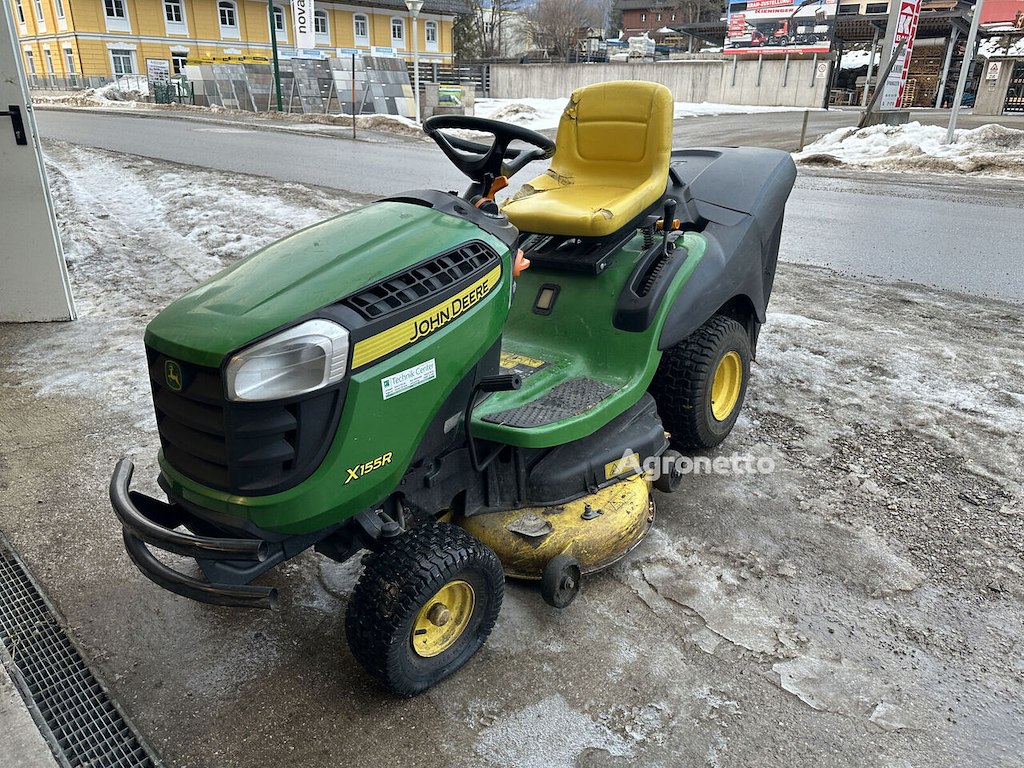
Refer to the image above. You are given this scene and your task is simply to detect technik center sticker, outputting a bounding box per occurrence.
[381,359,437,400]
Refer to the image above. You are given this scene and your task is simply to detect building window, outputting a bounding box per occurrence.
[64,46,78,86]
[274,6,285,32]
[640,13,646,22]
[656,13,661,21]
[425,20,437,44]
[391,17,404,47]
[105,0,125,18]
[838,3,859,12]
[314,9,329,43]
[865,2,888,12]
[670,13,676,20]
[54,0,65,20]
[103,0,129,31]
[218,1,237,29]
[44,49,56,83]
[15,0,25,24]
[171,53,188,74]
[110,47,134,76]
[354,13,368,43]
[164,0,182,22]
[33,0,43,21]
[24,49,37,75]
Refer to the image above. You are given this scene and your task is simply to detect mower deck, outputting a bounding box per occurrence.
[457,474,654,580]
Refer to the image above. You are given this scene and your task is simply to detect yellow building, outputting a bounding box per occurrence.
[10,0,457,86]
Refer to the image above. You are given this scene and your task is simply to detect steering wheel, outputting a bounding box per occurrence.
[423,115,555,187]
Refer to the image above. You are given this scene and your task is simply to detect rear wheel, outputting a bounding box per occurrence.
[345,523,504,696]
[649,315,752,451]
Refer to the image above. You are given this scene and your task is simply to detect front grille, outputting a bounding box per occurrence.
[342,240,498,320]
[148,352,344,495]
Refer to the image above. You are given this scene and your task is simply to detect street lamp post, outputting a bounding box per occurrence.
[267,0,283,111]
[405,0,424,124]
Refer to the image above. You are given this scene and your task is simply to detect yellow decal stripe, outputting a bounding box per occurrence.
[352,265,501,369]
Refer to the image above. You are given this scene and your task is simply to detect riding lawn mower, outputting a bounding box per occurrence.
[111,80,796,695]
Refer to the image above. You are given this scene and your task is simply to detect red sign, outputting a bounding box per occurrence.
[879,0,922,109]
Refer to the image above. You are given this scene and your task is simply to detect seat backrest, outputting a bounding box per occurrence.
[549,81,673,190]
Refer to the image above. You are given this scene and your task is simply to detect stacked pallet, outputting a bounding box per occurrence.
[906,40,947,106]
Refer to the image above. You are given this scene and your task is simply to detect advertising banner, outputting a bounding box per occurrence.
[146,58,171,84]
[293,0,316,51]
[724,0,838,56]
[878,0,922,109]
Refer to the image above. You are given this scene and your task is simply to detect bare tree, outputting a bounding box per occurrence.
[457,0,527,60]
[671,0,719,25]
[529,0,605,61]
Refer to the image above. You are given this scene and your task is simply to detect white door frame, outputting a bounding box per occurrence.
[1,0,75,321]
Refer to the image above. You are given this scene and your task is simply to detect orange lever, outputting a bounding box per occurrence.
[475,175,509,208]
[513,249,530,278]
[487,175,509,199]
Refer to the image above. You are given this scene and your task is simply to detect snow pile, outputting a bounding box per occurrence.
[36,76,151,106]
[95,75,150,100]
[796,121,1024,176]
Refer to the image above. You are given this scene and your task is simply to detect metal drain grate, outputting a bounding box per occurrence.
[0,538,161,767]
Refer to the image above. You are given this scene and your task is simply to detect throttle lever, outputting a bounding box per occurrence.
[661,198,677,255]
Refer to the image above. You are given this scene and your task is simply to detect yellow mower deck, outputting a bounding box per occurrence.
[456,474,654,580]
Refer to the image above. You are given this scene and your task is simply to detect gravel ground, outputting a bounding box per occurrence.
[0,143,1021,767]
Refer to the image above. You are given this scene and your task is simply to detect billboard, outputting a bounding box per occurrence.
[724,0,838,56]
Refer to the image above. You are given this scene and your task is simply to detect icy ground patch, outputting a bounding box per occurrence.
[1,144,1022,766]
[796,120,1024,176]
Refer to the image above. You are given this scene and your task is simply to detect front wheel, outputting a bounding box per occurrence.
[345,523,504,696]
[649,315,752,451]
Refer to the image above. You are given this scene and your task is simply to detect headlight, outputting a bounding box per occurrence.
[226,319,350,402]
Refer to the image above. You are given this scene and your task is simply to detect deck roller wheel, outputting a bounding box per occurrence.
[541,553,582,609]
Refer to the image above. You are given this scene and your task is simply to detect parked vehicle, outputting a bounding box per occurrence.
[111,81,796,696]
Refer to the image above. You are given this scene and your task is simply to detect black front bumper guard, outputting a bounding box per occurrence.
[110,459,289,609]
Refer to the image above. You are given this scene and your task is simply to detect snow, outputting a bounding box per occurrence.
[473,97,816,132]
[796,120,1024,176]
[839,48,875,70]
[978,34,1024,58]
[841,35,1024,70]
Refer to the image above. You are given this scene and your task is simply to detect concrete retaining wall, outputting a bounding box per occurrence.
[490,56,831,109]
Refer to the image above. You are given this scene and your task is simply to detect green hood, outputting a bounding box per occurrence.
[145,201,503,367]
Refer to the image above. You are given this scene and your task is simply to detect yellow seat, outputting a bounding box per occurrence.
[502,81,674,239]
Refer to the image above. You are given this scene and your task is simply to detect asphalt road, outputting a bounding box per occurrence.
[34,107,1024,303]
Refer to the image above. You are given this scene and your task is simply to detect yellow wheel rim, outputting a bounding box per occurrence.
[411,580,475,658]
[710,351,743,422]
